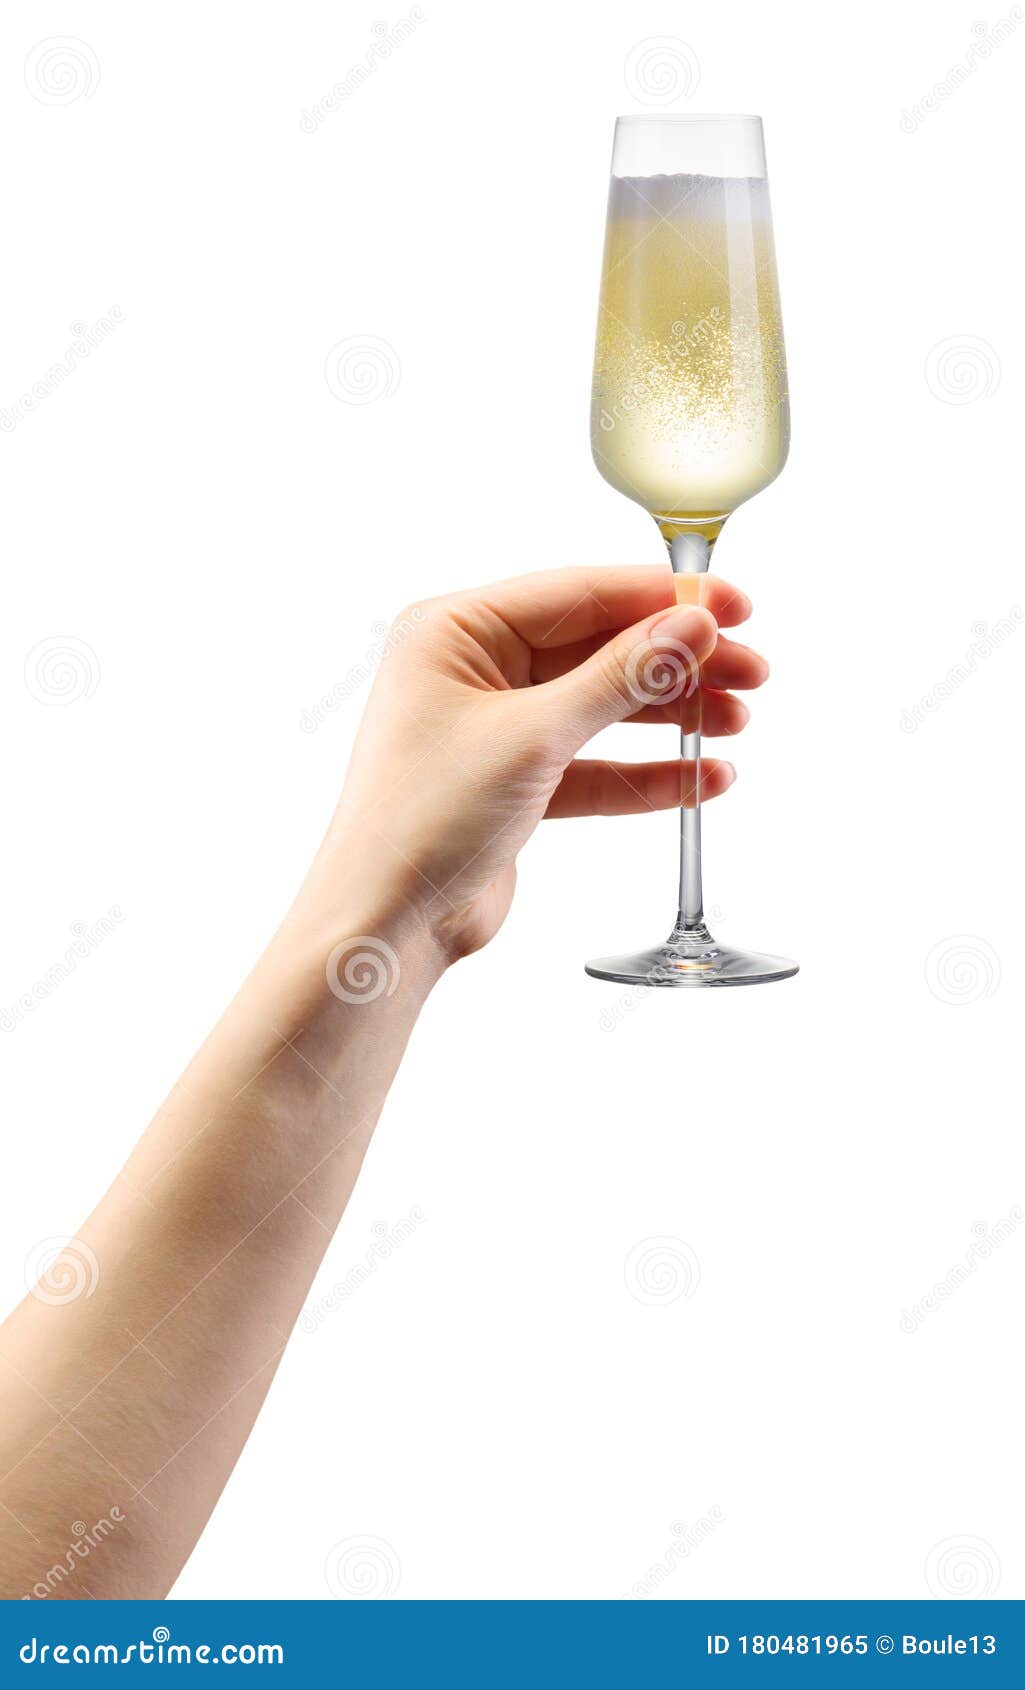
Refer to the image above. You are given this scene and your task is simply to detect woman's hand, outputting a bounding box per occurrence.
[0,563,769,1600]
[299,566,768,964]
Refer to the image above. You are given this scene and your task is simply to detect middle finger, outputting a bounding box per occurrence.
[531,630,769,692]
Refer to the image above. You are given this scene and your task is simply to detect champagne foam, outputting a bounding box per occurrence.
[609,172,770,224]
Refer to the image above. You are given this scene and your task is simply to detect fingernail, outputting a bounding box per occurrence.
[651,604,715,639]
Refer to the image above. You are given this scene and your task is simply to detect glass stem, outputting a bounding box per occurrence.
[667,531,712,940]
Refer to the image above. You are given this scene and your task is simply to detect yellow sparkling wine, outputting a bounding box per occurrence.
[591,172,789,527]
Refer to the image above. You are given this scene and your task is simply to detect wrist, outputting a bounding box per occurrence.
[225,876,445,1126]
[274,852,449,1010]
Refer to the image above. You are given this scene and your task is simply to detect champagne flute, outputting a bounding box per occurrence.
[587,114,796,987]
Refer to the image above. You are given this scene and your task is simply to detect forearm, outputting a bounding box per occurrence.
[0,883,443,1599]
[0,564,760,1600]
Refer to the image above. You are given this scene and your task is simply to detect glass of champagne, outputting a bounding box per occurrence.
[587,114,796,987]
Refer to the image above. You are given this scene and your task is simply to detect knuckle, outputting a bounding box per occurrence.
[597,647,637,707]
[391,598,435,635]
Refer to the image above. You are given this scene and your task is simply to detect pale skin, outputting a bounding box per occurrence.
[0,566,768,1599]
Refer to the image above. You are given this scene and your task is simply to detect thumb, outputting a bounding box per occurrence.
[550,603,719,745]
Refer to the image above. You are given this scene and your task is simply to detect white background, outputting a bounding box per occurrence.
[1,0,1022,1601]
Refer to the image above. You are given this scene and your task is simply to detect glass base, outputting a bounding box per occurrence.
[585,927,798,989]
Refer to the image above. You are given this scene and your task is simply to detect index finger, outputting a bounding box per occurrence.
[468,566,751,648]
